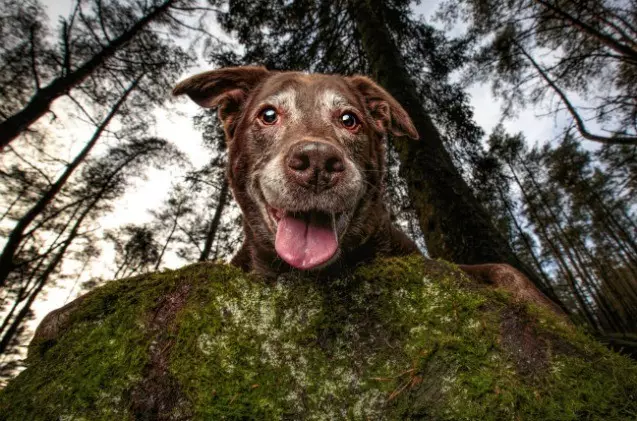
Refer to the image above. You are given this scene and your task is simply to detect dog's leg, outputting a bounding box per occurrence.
[460,263,566,317]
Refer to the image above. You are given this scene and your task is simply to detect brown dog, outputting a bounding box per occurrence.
[174,66,419,277]
[172,66,563,315]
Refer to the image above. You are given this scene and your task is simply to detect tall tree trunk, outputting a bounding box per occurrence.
[507,162,598,327]
[0,288,26,337]
[0,214,84,355]
[348,0,554,298]
[518,158,629,331]
[0,0,174,150]
[495,184,553,290]
[113,254,133,280]
[0,203,80,334]
[0,77,141,289]
[199,179,229,262]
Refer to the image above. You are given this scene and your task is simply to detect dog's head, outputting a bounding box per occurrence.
[174,67,418,271]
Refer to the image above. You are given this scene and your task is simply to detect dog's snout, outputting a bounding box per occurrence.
[286,141,345,191]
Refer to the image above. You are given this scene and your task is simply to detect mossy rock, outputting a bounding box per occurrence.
[1,256,636,420]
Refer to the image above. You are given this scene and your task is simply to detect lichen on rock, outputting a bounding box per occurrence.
[1,256,636,420]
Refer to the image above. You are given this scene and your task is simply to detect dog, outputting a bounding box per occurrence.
[172,66,564,315]
[173,66,419,277]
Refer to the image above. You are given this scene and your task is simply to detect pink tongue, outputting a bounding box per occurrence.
[275,213,338,270]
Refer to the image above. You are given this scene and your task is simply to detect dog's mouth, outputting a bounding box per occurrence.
[266,205,349,270]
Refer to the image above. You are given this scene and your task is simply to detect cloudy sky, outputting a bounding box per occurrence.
[21,0,572,330]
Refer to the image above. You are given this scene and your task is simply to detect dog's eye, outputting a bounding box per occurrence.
[259,107,278,125]
[340,112,359,130]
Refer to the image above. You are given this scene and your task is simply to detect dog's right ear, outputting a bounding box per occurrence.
[346,76,419,140]
[172,66,270,137]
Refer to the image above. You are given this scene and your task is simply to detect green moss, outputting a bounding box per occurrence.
[0,264,205,420]
[1,256,636,420]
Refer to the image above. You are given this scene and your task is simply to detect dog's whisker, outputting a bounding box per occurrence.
[331,212,338,244]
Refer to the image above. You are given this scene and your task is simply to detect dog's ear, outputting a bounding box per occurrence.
[173,66,270,136]
[346,76,419,140]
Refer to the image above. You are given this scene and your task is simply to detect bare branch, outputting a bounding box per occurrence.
[533,0,637,61]
[96,0,112,42]
[517,43,637,145]
[28,25,41,90]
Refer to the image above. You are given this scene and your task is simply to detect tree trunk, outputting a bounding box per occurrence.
[348,0,553,299]
[517,158,628,331]
[0,212,85,355]
[199,179,229,262]
[0,0,174,150]
[0,77,141,289]
[507,162,598,327]
[495,184,553,289]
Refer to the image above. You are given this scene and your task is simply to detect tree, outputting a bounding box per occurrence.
[478,125,637,337]
[150,186,194,271]
[108,225,160,279]
[0,0,52,122]
[0,77,141,290]
[441,0,637,145]
[189,109,241,262]
[0,136,183,361]
[198,178,230,262]
[0,0,218,150]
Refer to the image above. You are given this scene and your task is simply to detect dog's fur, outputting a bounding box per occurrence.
[174,66,419,277]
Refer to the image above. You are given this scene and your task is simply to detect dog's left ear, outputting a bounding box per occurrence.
[346,76,419,140]
[173,66,270,137]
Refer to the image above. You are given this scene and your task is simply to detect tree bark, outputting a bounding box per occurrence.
[348,0,556,301]
[199,179,229,262]
[0,77,141,289]
[0,0,174,150]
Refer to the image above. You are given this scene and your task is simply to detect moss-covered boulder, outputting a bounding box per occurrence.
[1,256,636,420]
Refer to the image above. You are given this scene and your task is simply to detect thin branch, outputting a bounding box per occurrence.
[28,25,41,90]
[96,0,112,42]
[517,43,637,145]
[66,93,99,126]
[533,0,637,61]
[5,146,54,186]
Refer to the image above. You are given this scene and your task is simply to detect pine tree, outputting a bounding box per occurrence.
[441,0,637,145]
[0,0,217,149]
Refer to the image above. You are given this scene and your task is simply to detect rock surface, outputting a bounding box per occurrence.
[1,256,636,420]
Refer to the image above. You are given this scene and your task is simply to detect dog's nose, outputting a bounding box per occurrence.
[286,141,345,191]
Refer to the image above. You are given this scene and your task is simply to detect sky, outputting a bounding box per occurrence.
[11,0,577,348]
